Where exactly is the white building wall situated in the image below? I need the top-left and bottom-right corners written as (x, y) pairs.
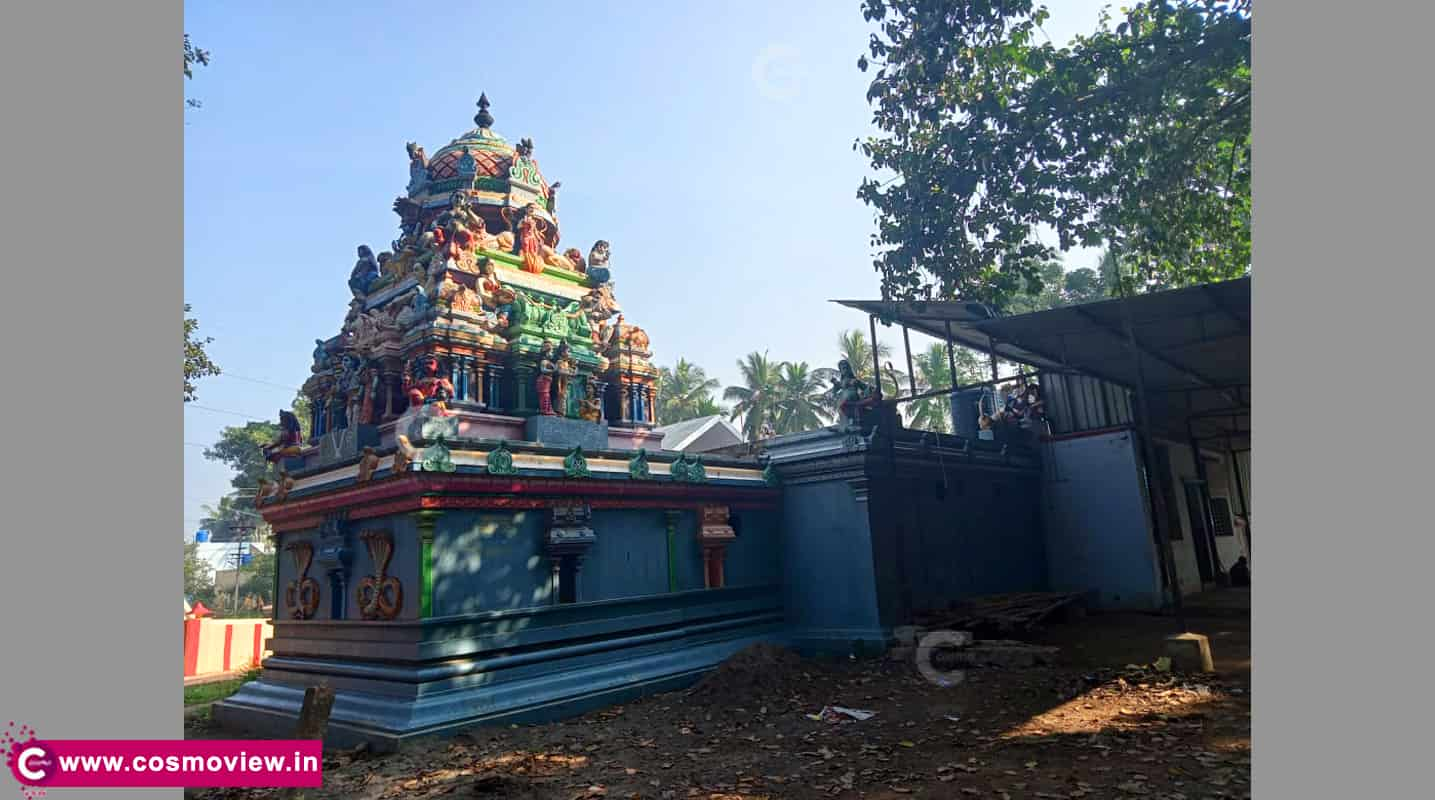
top-left (1157, 439), bottom-right (1250, 592)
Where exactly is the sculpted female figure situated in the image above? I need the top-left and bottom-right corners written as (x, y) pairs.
top-left (536, 341), bottom-right (557, 415)
top-left (502, 203), bottom-right (547, 274)
top-left (831, 359), bottom-right (876, 429)
top-left (554, 341), bottom-right (578, 417)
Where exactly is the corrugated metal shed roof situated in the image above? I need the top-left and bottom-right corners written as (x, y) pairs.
top-left (835, 277), bottom-right (1250, 447)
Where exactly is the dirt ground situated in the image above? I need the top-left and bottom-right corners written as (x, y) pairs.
top-left (190, 607), bottom-right (1250, 800)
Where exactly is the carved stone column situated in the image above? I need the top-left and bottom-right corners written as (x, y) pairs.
top-left (545, 502), bottom-right (596, 604)
top-left (513, 365), bottom-right (534, 414)
top-left (314, 513), bottom-right (352, 620)
top-left (594, 380), bottom-right (609, 422)
top-left (381, 372), bottom-right (401, 421)
top-left (486, 364), bottom-right (503, 411)
top-left (698, 505), bottom-right (737, 589)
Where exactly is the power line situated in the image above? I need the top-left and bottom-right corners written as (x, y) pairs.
top-left (216, 373), bottom-right (303, 393)
top-left (186, 403), bottom-right (267, 422)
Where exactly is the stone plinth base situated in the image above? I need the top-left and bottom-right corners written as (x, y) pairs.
top-left (1165, 632), bottom-right (1215, 673)
top-left (525, 416), bottom-right (608, 450)
top-left (212, 586), bottom-right (783, 751)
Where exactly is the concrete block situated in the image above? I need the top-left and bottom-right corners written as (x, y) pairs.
top-left (525, 416), bottom-right (609, 450)
top-left (316, 425), bottom-right (380, 466)
top-left (893, 625), bottom-right (926, 646)
top-left (1164, 632), bottom-right (1215, 673)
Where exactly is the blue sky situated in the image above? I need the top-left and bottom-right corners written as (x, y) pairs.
top-left (183, 0), bottom-right (1113, 536)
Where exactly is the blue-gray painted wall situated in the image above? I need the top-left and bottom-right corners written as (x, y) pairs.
top-left (1041, 430), bottom-right (1164, 609)
top-left (274, 515), bottom-right (423, 622)
top-left (867, 466), bottom-right (1048, 627)
top-left (433, 511), bottom-right (551, 616)
top-left (780, 480), bottom-right (885, 653)
top-left (250, 428), bottom-right (1075, 749)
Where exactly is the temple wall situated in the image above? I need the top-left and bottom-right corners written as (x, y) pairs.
top-left (1041, 430), bottom-right (1165, 610)
top-left (780, 478), bottom-right (885, 654)
top-left (579, 509), bottom-right (692, 601)
top-left (215, 585), bottom-right (783, 750)
top-left (433, 510), bottom-right (550, 616)
top-left (183, 618), bottom-right (273, 678)
top-left (768, 429), bottom-right (1048, 654)
top-left (274, 515), bottom-right (423, 622)
top-left (867, 465), bottom-right (1048, 627)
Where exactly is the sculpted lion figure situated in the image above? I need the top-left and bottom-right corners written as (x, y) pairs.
top-left (580, 284), bottom-right (621, 323)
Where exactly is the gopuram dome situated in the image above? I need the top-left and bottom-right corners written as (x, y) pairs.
top-left (399, 93), bottom-right (558, 244)
top-left (296, 93), bottom-right (658, 457)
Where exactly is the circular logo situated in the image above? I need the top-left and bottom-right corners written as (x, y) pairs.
top-left (915, 630), bottom-right (971, 688)
top-left (751, 44), bottom-right (804, 102)
top-left (12, 741), bottom-right (57, 786)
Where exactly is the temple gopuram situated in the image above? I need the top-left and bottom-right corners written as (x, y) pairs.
top-left (216, 97), bottom-right (789, 750)
top-left (215, 95), bottom-right (1053, 751)
top-left (305, 93), bottom-right (657, 446)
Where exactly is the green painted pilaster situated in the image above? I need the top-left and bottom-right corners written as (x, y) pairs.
top-left (664, 511), bottom-right (680, 592)
top-left (414, 509), bottom-right (442, 618)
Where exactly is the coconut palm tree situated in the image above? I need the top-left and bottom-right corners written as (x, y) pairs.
top-left (906, 344), bottom-right (951, 432)
top-left (835, 329), bottom-right (905, 402)
top-left (772, 361), bottom-right (831, 434)
top-left (692, 396), bottom-right (723, 418)
top-left (723, 351), bottom-right (782, 441)
top-left (656, 359), bottom-right (722, 425)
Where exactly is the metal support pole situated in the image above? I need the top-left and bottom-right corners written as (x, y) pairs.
top-left (1229, 447), bottom-right (1252, 557)
top-left (1188, 432), bottom-right (1226, 580)
top-left (1120, 289), bottom-right (1188, 631)
top-left (902, 324), bottom-right (918, 398)
top-left (943, 320), bottom-right (958, 385)
top-left (987, 335), bottom-right (1000, 384)
top-left (869, 314), bottom-right (883, 402)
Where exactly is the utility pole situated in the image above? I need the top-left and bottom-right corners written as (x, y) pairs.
top-left (229, 520), bottom-right (256, 612)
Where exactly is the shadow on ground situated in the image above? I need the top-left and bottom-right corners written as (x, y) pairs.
top-left (190, 603), bottom-right (1251, 799)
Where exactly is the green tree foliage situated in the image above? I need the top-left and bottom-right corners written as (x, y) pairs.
top-left (772, 362), bottom-right (832, 434)
top-left (204, 422), bottom-right (280, 494)
top-left (836, 329), bottom-right (905, 399)
top-left (184, 541), bottom-right (216, 606)
top-left (657, 359), bottom-right (723, 425)
top-left (1062, 267), bottom-right (1107, 304)
top-left (198, 495), bottom-right (268, 544)
top-left (200, 393), bottom-right (308, 537)
top-left (290, 391), bottom-right (313, 441)
top-left (1004, 259), bottom-right (1069, 315)
top-left (1004, 249), bottom-right (1128, 313)
top-left (238, 548), bottom-right (276, 608)
top-left (183, 303), bottom-right (220, 402)
top-left (906, 342), bottom-right (992, 432)
top-left (184, 34), bottom-right (210, 108)
top-left (908, 344), bottom-right (953, 433)
top-left (723, 352), bottom-right (783, 441)
top-left (856, 0), bottom-right (1251, 303)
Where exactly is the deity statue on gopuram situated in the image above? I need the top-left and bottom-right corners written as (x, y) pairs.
top-left (298, 94), bottom-right (660, 453)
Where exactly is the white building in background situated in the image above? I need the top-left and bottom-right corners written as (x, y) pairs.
top-left (653, 414), bottom-right (747, 453)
